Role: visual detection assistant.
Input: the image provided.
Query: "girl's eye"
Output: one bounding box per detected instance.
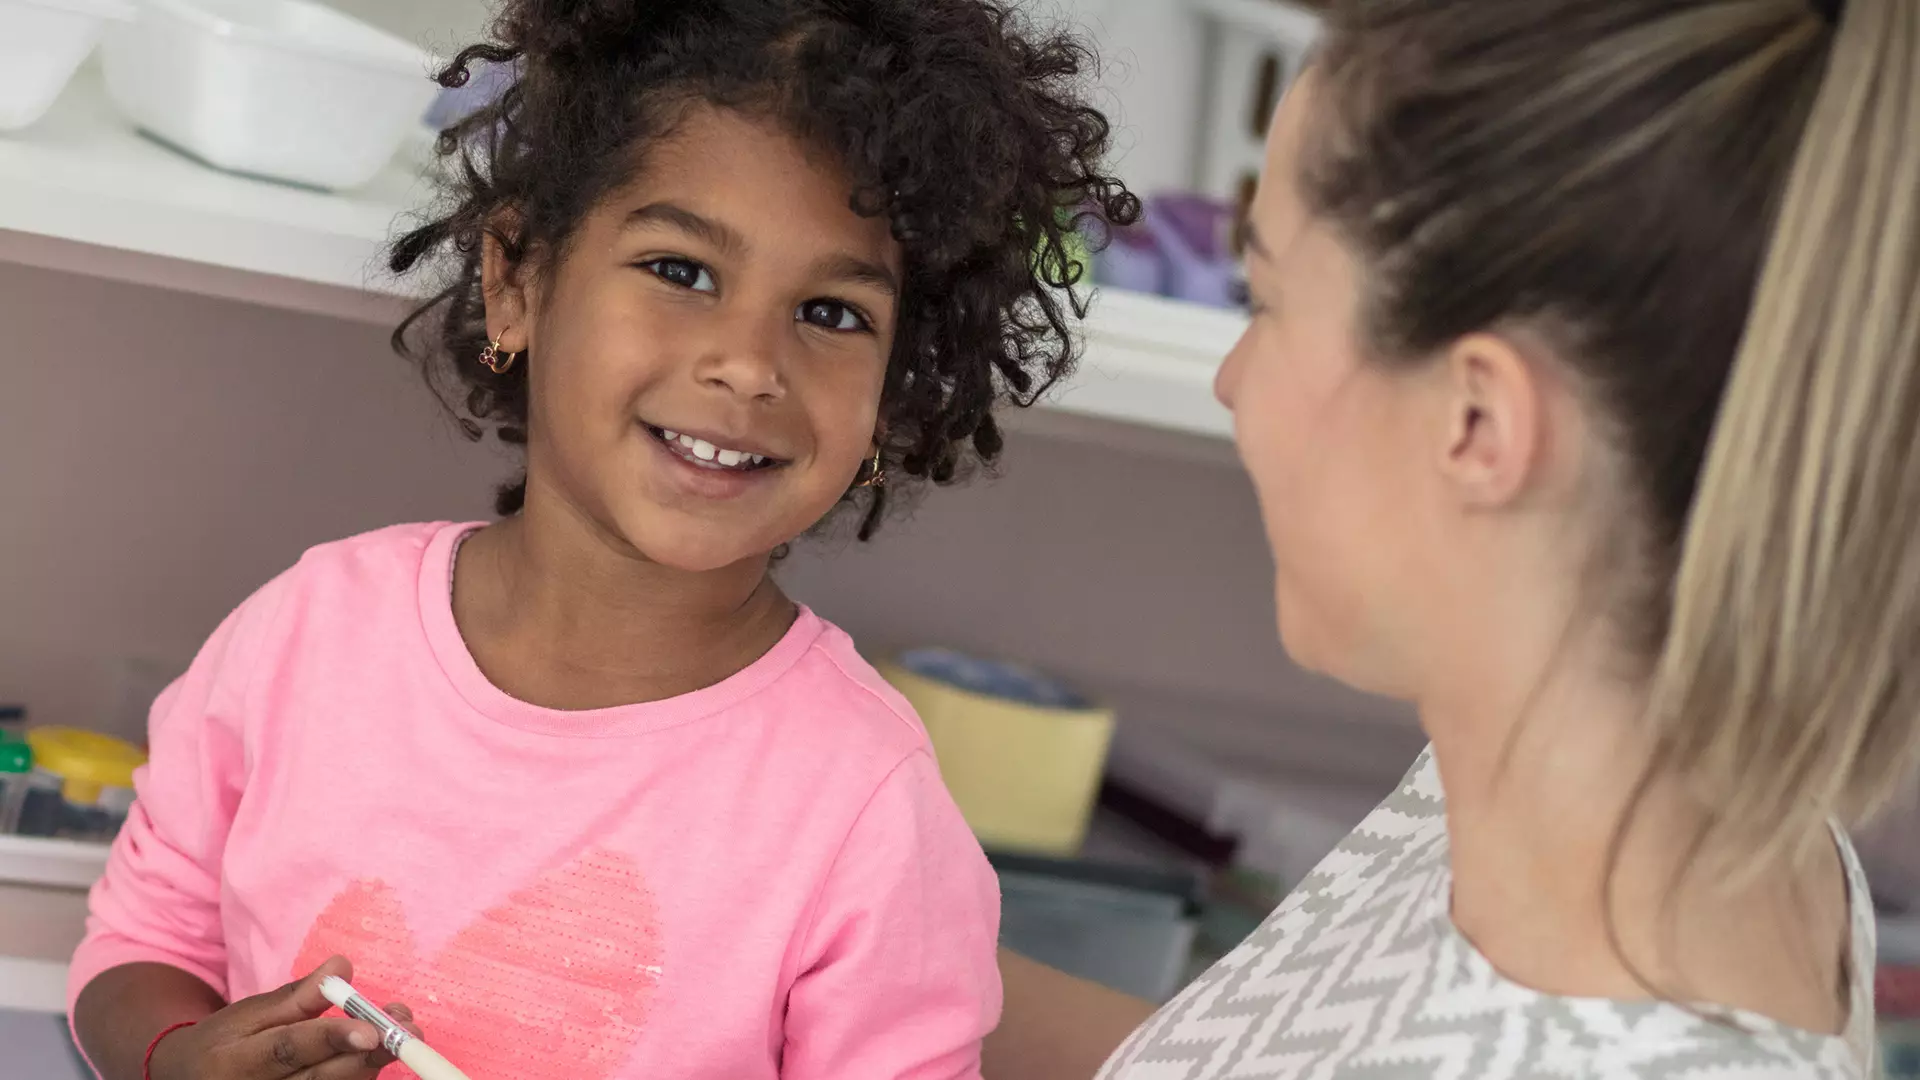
[797,299,870,333]
[643,258,717,293]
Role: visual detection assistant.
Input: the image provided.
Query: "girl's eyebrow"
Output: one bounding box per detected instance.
[626,200,897,298]
[811,253,899,298]
[624,201,747,256]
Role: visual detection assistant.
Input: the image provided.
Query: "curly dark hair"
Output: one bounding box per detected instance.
[390,0,1139,538]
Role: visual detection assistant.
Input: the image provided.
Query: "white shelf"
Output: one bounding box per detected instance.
[0,835,110,891]
[0,63,1242,442]
[0,956,69,1014]
[0,62,432,321]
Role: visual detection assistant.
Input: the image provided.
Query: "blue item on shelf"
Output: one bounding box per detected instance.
[1886,1021,1920,1080]
[896,648,1092,710]
[0,1009,94,1080]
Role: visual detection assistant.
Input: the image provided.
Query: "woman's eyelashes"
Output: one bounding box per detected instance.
[639,256,875,335]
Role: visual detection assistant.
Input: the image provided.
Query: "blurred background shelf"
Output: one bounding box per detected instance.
[0,835,103,1015]
[0,834,109,891]
[0,64,431,323]
[0,64,1246,443]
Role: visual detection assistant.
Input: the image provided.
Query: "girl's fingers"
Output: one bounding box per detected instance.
[291,1046,404,1080]
[241,1016,382,1078]
[344,1003,419,1069]
[239,957,356,1036]
[293,1006,426,1079]
[383,1003,426,1062]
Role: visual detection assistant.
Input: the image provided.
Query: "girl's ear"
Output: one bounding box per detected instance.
[481,214,533,352]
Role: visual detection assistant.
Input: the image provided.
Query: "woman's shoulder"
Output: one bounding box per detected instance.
[1102,748,1873,1080]
[1098,746,1454,1078]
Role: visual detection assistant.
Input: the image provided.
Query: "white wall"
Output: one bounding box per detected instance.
[1,260,1415,790]
[320,0,496,51]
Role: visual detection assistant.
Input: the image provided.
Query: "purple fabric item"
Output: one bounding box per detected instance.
[426,59,517,130]
[1093,223,1167,295]
[1144,195,1240,308]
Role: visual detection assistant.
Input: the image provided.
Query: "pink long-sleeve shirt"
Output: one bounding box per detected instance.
[70,522,1001,1080]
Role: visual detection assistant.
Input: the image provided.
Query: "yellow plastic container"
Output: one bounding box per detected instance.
[23,726,146,841]
[881,657,1115,855]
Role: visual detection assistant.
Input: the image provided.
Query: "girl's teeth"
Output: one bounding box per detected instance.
[657,427,765,469]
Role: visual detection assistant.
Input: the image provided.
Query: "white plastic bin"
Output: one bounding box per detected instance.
[1190,0,1322,207]
[100,0,440,190]
[0,0,132,131]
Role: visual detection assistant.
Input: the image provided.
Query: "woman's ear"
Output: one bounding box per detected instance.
[481,217,533,352]
[1436,330,1544,509]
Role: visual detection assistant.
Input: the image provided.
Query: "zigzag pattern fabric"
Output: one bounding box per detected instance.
[1101,749,1878,1080]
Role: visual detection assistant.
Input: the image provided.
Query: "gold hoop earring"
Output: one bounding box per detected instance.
[479,336,519,374]
[855,447,886,488]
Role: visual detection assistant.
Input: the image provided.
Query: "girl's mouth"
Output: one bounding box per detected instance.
[643,425,783,473]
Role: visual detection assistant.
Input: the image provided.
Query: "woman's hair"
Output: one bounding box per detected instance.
[1306,0,1919,870]
[391,0,1138,537]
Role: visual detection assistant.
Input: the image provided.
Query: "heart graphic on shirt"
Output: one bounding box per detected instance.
[291,848,664,1080]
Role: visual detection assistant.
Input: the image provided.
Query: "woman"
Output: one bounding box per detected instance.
[987,0,1917,1076]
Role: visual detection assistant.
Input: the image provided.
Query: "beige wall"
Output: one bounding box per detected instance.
[0,260,1415,790]
[0,263,499,740]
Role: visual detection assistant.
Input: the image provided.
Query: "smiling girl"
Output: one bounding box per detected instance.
[67,3,1135,1079]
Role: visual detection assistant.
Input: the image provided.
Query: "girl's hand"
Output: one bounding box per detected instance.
[147,957,422,1080]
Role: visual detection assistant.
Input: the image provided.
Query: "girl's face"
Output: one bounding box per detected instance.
[494,105,901,572]
[1215,77,1450,699]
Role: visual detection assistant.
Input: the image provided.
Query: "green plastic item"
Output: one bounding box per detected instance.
[0,732,29,774]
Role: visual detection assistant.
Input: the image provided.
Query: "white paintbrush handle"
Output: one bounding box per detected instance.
[397,1039,475,1080]
[318,976,473,1080]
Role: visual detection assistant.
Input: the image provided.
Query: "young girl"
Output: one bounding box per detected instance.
[68,2,1135,1078]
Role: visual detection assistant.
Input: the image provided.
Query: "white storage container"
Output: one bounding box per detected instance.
[100,0,440,190]
[0,0,132,131]
[1191,0,1322,208]
[1027,0,1207,198]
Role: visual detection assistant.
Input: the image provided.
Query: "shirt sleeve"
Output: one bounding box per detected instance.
[66,575,286,1010]
[780,749,1003,1080]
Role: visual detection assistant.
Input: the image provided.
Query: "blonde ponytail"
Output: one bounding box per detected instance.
[1304,0,1920,873]
[1653,0,1920,866]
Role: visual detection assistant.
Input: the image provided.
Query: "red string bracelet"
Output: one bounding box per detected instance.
[143,1021,196,1080]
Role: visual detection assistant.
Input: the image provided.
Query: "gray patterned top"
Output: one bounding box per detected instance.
[1101,748,1879,1080]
